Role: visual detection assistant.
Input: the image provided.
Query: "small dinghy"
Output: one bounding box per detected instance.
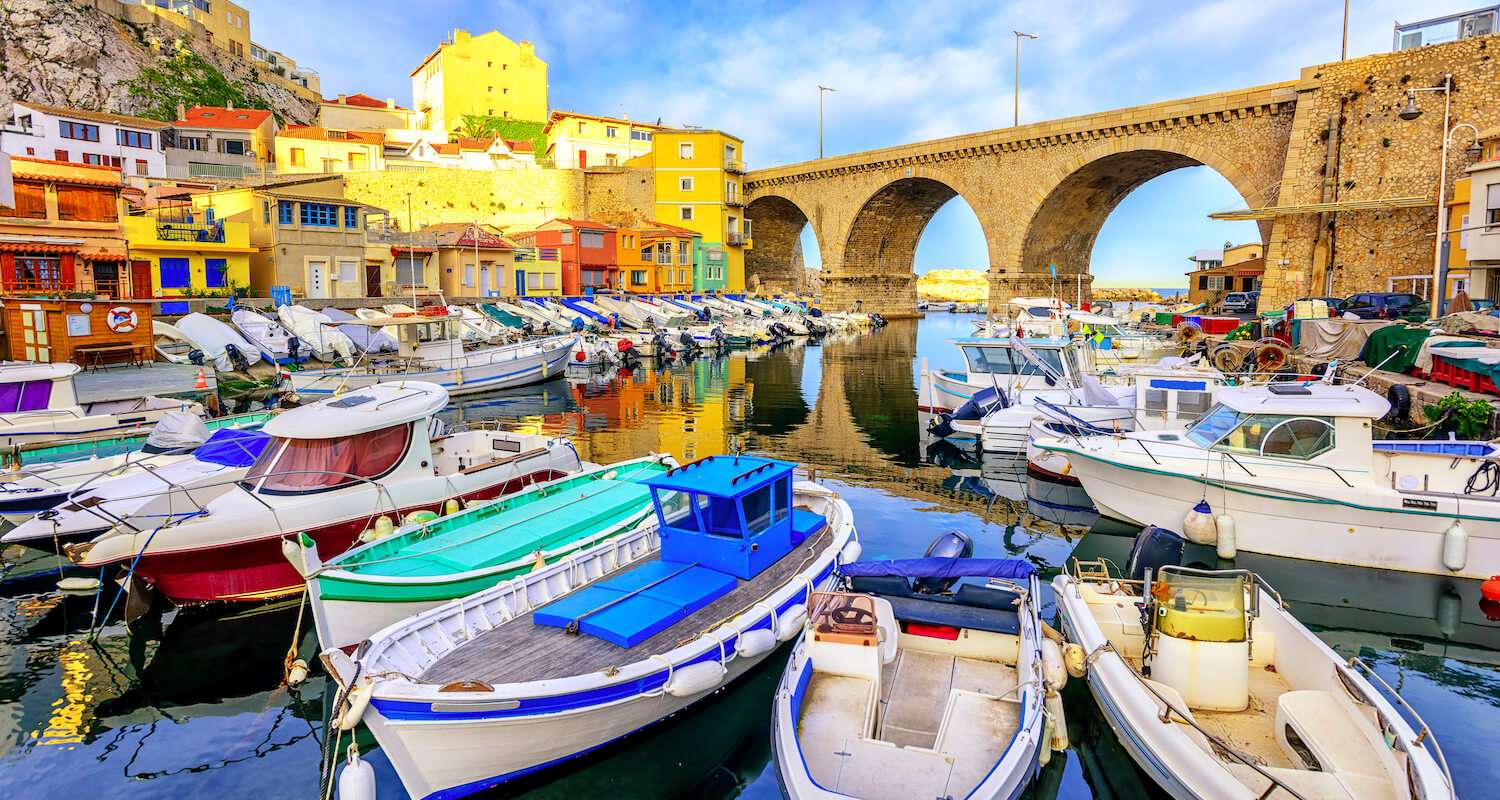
[1054,527,1455,800]
[323,456,856,799]
[231,307,305,364]
[277,305,356,363]
[771,534,1056,800]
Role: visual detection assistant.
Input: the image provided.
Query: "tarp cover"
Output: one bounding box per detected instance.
[192,428,271,468]
[1295,319,1395,361]
[840,558,1034,580]
[142,411,211,453]
[1359,325,1434,373]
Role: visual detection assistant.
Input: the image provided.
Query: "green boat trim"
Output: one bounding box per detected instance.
[314,456,671,604]
[14,410,277,466]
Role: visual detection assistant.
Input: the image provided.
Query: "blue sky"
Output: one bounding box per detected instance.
[250,0,1441,287]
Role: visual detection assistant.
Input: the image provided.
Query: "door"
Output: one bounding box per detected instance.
[308,260,329,299]
[130,260,153,299]
[515,269,526,297]
[365,261,383,298]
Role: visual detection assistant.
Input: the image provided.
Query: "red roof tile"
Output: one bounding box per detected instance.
[176,106,274,130]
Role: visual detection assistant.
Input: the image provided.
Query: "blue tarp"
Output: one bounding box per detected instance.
[193,428,272,468]
[840,557,1034,580]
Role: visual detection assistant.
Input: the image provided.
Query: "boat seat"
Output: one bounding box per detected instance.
[1275,690,1394,783]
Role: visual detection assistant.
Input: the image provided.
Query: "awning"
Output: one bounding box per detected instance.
[1209,196,1434,221]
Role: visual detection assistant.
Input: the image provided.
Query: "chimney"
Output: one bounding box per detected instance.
[176,103,187,121]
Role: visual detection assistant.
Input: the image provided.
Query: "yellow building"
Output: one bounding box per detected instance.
[544,111,660,169]
[410,29,549,132]
[123,209,254,297]
[274,126,385,174]
[646,129,749,292]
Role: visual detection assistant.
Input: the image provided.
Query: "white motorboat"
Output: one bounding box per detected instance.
[771,549,1054,800]
[176,312,264,372]
[323,456,855,799]
[285,312,576,397]
[1035,381,1500,578]
[68,381,582,604]
[1054,542,1453,799]
[0,363,205,451]
[277,304,356,362]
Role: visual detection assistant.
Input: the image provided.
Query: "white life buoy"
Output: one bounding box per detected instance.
[734,628,777,659]
[663,661,725,697]
[775,604,807,641]
[107,306,138,334]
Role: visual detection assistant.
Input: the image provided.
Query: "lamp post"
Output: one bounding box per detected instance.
[818,85,836,159]
[1399,74,1483,319]
[1014,31,1038,127]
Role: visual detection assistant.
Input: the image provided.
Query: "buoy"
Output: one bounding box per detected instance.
[1063,642,1086,679]
[1183,500,1217,546]
[444,498,460,516]
[735,628,777,659]
[286,658,309,687]
[338,743,376,800]
[57,576,101,592]
[1044,688,1070,750]
[663,661,726,697]
[1442,520,1469,572]
[193,368,208,389]
[775,604,807,641]
[1214,513,1237,560]
[339,683,372,731]
[1482,575,1500,602]
[1041,639,1068,690]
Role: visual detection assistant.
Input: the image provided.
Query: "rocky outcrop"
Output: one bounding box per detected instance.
[0,0,316,124]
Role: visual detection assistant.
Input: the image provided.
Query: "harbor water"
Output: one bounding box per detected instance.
[1,313,1496,798]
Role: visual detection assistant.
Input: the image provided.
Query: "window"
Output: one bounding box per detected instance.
[0,181,46,219]
[205,258,228,288]
[290,147,305,166]
[117,129,153,149]
[679,176,693,191]
[278,200,295,225]
[678,142,693,159]
[14,257,63,290]
[606,126,617,138]
[245,424,412,494]
[300,202,339,227]
[580,231,605,248]
[159,257,191,289]
[220,139,247,156]
[56,186,116,222]
[631,270,648,284]
[59,121,99,141]
[680,206,693,221]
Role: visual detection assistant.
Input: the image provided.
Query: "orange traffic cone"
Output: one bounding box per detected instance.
[194,368,208,390]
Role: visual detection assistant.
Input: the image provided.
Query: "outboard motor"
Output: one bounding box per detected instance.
[1126,526,1185,585]
[913,530,975,594]
[223,342,251,373]
[927,386,1009,438]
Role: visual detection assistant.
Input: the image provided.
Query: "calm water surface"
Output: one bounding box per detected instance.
[2,314,1497,799]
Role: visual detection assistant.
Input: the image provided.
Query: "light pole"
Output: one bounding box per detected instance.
[818,85,836,159]
[1014,31,1038,127]
[1399,74,1483,319]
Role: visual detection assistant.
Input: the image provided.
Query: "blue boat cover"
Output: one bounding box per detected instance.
[840,558,1033,580]
[193,429,272,468]
[533,560,738,648]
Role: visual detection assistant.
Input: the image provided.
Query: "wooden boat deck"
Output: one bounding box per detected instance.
[420,527,833,685]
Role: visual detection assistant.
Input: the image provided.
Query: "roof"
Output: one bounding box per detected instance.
[323,93,409,111]
[1214,383,1390,419]
[263,381,449,439]
[176,106,274,130]
[278,126,384,144]
[543,110,666,134]
[11,100,168,130]
[643,455,793,497]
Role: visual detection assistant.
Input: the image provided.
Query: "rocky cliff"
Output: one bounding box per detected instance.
[0,0,317,124]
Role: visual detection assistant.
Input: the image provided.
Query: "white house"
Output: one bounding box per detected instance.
[1,101,168,182]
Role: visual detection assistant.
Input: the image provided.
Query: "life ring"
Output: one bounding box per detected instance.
[107,307,138,333]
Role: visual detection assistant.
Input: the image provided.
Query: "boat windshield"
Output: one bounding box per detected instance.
[244,422,412,494]
[962,345,1064,376]
[1186,406,1336,458]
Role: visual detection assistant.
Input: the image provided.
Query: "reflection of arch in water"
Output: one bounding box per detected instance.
[743,346,811,435]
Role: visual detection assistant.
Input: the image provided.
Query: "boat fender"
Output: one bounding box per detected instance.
[775,605,808,641]
[1044,688,1070,751]
[1182,500,1217,546]
[735,628,777,659]
[1063,643,1087,679]
[57,576,101,593]
[664,661,726,697]
[338,743,375,800]
[1214,513,1237,560]
[1041,639,1068,690]
[286,658,309,687]
[339,683,372,731]
[444,498,461,516]
[1443,520,1469,572]
[839,540,863,564]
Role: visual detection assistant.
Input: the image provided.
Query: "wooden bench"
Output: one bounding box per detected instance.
[74,343,145,372]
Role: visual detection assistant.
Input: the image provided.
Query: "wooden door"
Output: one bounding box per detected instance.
[130,260,152,299]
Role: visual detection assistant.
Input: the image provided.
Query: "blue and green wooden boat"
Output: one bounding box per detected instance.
[287,455,674,650]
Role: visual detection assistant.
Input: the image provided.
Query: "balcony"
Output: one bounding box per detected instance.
[725,158,746,174]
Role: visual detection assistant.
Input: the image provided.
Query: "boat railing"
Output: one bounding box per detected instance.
[1345,656,1454,790]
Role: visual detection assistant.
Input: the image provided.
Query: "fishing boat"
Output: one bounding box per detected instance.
[324,456,856,799]
[284,312,576,397]
[277,304,357,362]
[67,381,582,604]
[0,363,205,451]
[1054,533,1454,799]
[1034,381,1500,577]
[231,307,305,364]
[287,455,674,651]
[771,543,1055,799]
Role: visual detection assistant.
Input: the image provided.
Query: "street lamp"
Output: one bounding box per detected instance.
[1014,31,1038,127]
[818,85,836,159]
[1400,73,1483,319]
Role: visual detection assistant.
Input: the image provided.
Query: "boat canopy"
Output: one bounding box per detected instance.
[840,558,1033,580]
[263,381,448,439]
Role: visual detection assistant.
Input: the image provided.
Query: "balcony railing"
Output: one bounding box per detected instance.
[724,158,746,174]
[156,222,226,243]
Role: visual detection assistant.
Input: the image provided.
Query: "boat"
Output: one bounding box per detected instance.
[152,320,199,364]
[67,381,583,604]
[176,312,264,372]
[0,363,205,451]
[1035,381,1500,577]
[277,304,357,362]
[323,456,856,799]
[771,542,1053,799]
[284,312,576,397]
[286,454,674,651]
[1054,530,1454,799]
[322,306,398,354]
[231,307,305,364]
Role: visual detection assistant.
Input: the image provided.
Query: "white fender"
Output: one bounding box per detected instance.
[839,539,862,563]
[338,744,376,800]
[339,683,372,731]
[664,661,726,697]
[775,605,807,641]
[1042,639,1068,690]
[735,628,777,659]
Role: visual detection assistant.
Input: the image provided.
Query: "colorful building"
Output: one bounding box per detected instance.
[168,105,278,180]
[544,112,660,169]
[0,157,129,297]
[123,206,253,297]
[2,101,169,181]
[647,129,749,292]
[510,219,617,295]
[410,29,549,131]
[274,126,385,174]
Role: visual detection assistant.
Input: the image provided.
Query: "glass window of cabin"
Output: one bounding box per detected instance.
[245,423,412,494]
[773,476,790,523]
[1185,404,1242,447]
[741,484,772,534]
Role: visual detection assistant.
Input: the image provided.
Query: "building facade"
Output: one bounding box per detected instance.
[123,207,254,297]
[2,102,168,181]
[650,129,749,292]
[0,158,128,297]
[544,112,659,169]
[167,105,277,180]
[410,29,549,132]
[275,127,385,174]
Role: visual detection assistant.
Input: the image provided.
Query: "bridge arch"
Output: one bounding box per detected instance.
[744,194,819,294]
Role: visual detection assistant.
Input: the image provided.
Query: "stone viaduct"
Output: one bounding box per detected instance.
[744,37,1500,314]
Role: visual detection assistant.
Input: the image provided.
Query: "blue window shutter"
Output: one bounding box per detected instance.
[160,258,190,289]
[205,258,228,288]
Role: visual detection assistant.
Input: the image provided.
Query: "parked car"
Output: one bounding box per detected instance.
[1339,292,1423,319]
[1221,291,1259,313]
